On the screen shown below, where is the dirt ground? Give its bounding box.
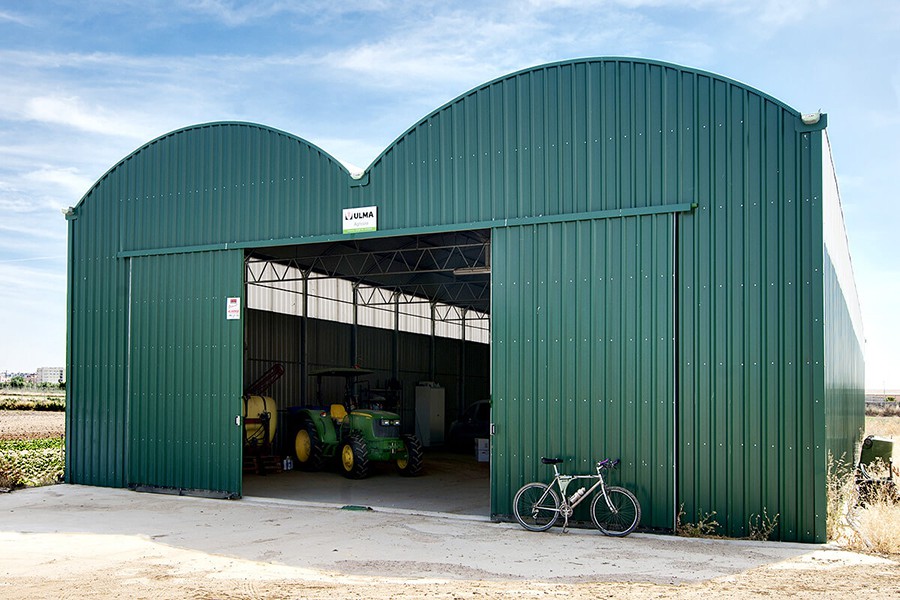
[0,410,64,440]
[1,529,898,599]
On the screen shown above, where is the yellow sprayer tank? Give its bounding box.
[242,395,277,444]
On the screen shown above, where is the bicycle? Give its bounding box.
[512,457,641,536]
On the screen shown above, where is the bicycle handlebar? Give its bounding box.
[540,457,622,469]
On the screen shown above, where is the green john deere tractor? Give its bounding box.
[289,368,423,479]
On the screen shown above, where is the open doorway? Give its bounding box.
[240,229,492,515]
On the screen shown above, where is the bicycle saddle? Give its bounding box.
[541,457,563,465]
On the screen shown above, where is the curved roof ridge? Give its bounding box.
[363,56,802,174]
[73,121,351,211]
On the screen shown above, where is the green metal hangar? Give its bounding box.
[65,57,863,543]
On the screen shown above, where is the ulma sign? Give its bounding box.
[342,206,377,233]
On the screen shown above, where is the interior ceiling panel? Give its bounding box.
[247,230,491,314]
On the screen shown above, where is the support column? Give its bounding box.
[351,283,359,367]
[300,271,309,404]
[459,308,467,418]
[429,302,437,382]
[392,291,400,381]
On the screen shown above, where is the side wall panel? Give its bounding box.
[128,250,244,495]
[823,251,865,463]
[821,132,865,466]
[492,216,674,529]
[66,183,128,487]
[677,107,826,541]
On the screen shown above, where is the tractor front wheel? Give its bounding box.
[396,434,424,476]
[294,420,324,471]
[340,431,369,479]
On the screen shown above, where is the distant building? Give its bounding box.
[36,367,65,384]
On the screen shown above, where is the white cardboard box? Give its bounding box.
[476,438,489,462]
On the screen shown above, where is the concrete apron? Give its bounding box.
[0,483,827,585]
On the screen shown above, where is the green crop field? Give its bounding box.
[0,386,66,411]
[0,437,65,488]
[0,387,66,489]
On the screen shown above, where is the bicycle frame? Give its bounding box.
[539,460,616,531]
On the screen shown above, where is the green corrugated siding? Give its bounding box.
[677,100,827,542]
[823,249,865,465]
[128,250,244,495]
[492,215,674,529]
[79,60,803,255]
[367,61,701,227]
[68,123,349,493]
[66,181,129,487]
[98,123,353,253]
[67,58,862,541]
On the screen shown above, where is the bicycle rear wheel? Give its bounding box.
[513,483,560,531]
[590,486,640,536]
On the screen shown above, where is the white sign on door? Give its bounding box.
[226,297,241,320]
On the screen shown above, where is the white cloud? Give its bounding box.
[0,219,67,244]
[184,0,394,26]
[310,137,385,172]
[0,261,66,371]
[0,182,37,213]
[308,11,560,92]
[858,268,900,390]
[21,166,95,201]
[0,10,30,25]
[23,95,159,140]
[0,262,65,293]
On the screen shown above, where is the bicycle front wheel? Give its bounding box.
[513,483,560,531]
[590,486,640,536]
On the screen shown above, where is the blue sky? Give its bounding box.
[0,0,897,389]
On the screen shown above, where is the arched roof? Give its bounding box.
[365,56,801,174]
[71,56,813,253]
[74,121,350,212]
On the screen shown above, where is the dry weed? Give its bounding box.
[848,485,900,556]
[866,416,900,438]
[748,508,779,541]
[866,403,900,418]
[675,504,720,537]
[826,451,856,542]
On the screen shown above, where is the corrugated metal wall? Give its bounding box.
[823,250,865,463]
[128,250,244,496]
[366,61,694,225]
[68,58,863,540]
[492,216,674,529]
[108,123,353,253]
[676,90,827,542]
[821,133,865,466]
[69,122,352,493]
[66,183,129,487]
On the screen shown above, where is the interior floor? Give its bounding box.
[242,451,490,515]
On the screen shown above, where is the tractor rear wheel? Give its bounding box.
[340,431,369,479]
[396,434,424,476]
[294,420,324,471]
